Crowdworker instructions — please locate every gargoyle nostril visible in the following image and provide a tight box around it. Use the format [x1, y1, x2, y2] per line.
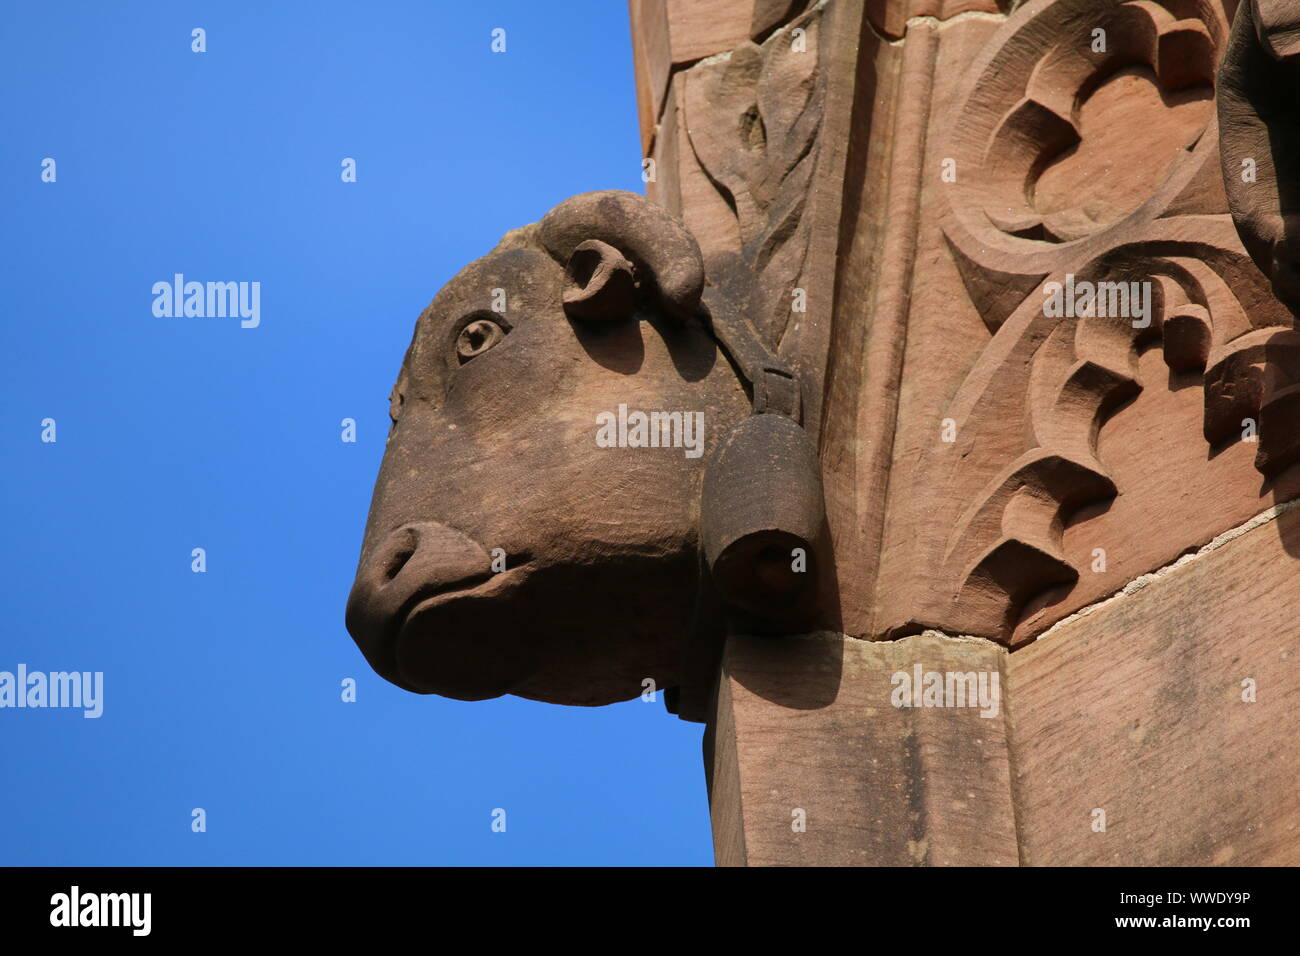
[368, 521, 494, 595]
[382, 527, 418, 581]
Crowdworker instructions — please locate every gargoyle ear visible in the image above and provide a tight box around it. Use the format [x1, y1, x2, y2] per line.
[539, 190, 704, 322]
[562, 239, 637, 321]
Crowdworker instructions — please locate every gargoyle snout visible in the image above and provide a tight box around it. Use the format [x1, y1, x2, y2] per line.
[345, 521, 493, 687]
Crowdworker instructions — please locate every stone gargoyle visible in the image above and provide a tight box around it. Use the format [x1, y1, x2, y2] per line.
[345, 191, 826, 721]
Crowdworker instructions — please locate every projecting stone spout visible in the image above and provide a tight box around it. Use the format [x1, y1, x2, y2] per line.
[345, 191, 825, 716]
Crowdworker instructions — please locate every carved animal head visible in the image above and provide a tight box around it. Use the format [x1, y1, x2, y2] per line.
[1218, 0, 1300, 312]
[345, 191, 823, 709]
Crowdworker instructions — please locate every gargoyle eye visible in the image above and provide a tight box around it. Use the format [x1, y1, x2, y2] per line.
[455, 316, 507, 365]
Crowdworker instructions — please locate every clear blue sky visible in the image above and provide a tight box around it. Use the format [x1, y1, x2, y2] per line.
[0, 0, 714, 866]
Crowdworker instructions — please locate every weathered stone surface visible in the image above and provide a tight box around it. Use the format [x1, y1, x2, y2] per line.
[1007, 503, 1300, 866]
[710, 631, 1018, 866]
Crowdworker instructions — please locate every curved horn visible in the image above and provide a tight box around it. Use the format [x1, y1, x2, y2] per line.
[539, 190, 705, 321]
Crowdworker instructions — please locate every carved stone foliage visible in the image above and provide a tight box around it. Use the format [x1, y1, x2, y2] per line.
[656, 4, 827, 354]
[901, 0, 1299, 643]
